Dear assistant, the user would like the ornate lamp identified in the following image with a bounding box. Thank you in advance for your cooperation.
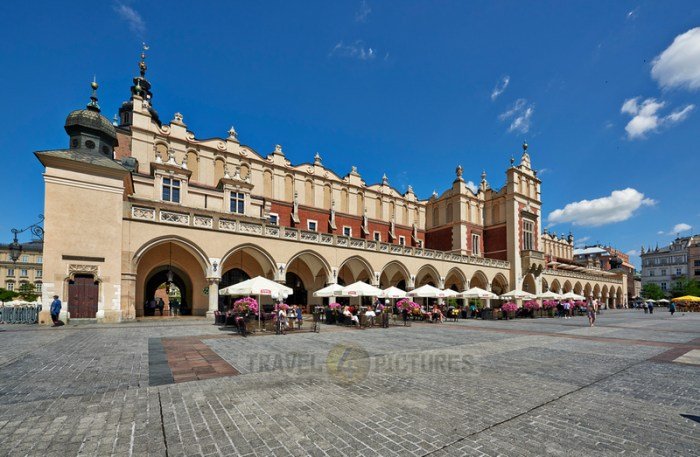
[8,231,22,263]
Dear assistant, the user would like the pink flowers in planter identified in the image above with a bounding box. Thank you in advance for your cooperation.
[542,300,558,310]
[275,303,290,311]
[574,300,587,307]
[523,300,541,310]
[329,302,341,310]
[234,297,259,314]
[501,302,518,313]
[397,298,420,312]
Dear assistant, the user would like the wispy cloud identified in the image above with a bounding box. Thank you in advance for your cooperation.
[114,1,146,37]
[330,41,377,60]
[548,188,656,227]
[499,98,534,134]
[626,7,639,20]
[490,76,510,101]
[537,168,550,175]
[465,181,478,194]
[620,97,694,139]
[355,0,371,23]
[658,222,693,236]
[574,236,591,247]
[651,27,700,91]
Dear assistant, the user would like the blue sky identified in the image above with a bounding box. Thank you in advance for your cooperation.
[1,1,699,268]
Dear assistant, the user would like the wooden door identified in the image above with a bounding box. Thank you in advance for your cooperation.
[68,275,99,318]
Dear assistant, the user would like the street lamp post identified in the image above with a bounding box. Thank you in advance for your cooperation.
[8,215,45,264]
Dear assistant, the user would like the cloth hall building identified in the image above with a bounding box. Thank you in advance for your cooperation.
[34,53,626,323]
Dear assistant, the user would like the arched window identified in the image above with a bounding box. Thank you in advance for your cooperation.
[357,193,365,216]
[305,180,315,206]
[433,207,439,226]
[155,143,168,163]
[285,175,294,201]
[402,204,408,225]
[214,158,225,185]
[263,170,273,198]
[375,197,383,219]
[323,185,332,209]
[186,151,199,182]
[446,203,453,223]
[240,164,250,180]
[340,188,349,213]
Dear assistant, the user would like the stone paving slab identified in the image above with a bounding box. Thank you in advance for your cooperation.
[0,311,697,456]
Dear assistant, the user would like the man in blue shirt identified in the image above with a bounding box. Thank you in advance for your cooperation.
[50,295,62,327]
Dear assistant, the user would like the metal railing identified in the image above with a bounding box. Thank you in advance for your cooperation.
[0,304,42,324]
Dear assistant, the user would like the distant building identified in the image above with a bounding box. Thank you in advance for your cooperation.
[0,240,44,294]
[640,235,699,295]
[573,245,636,302]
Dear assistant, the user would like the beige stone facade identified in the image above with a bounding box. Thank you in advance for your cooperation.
[34,57,626,323]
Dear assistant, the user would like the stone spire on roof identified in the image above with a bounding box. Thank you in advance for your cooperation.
[87,77,100,112]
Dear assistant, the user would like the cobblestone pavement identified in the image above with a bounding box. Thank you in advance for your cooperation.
[0,310,698,456]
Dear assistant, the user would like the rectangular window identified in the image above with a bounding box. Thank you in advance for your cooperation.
[472,234,480,255]
[661,269,666,276]
[399,236,406,246]
[307,220,318,232]
[373,231,381,242]
[695,269,700,276]
[162,178,181,203]
[35,283,42,293]
[343,226,352,237]
[229,192,245,214]
[695,260,700,267]
[676,268,682,276]
[661,282,667,291]
[649,270,655,277]
[6,282,13,291]
[7,269,14,277]
[21,255,28,263]
[37,256,43,263]
[268,213,279,225]
[36,269,42,278]
[20,269,28,277]
[523,220,534,251]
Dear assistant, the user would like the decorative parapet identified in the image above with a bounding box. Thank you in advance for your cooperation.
[543,268,622,284]
[127,204,511,270]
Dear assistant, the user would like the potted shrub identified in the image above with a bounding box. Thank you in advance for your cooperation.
[501,302,518,319]
[327,302,341,324]
[542,300,557,317]
[233,297,259,315]
[523,300,541,318]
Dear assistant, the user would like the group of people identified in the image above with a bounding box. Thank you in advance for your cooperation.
[276,304,304,330]
[144,297,181,316]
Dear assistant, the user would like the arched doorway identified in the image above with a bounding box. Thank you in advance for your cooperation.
[285,251,331,312]
[134,239,209,317]
[219,268,251,311]
[285,271,307,309]
[522,274,537,294]
[144,266,192,315]
[379,261,410,289]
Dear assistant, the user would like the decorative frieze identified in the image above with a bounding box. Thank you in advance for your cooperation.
[238,222,263,235]
[193,215,213,228]
[219,219,237,232]
[132,206,155,221]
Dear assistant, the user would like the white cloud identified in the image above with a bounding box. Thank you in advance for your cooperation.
[114,1,146,37]
[465,181,478,194]
[499,98,534,134]
[355,0,371,22]
[651,27,700,91]
[490,76,510,101]
[574,236,591,247]
[626,249,639,257]
[620,96,694,139]
[626,8,639,20]
[537,168,550,175]
[673,223,692,233]
[330,41,377,60]
[547,188,656,227]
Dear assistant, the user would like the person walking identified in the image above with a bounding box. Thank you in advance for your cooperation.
[587,300,597,327]
[50,295,63,327]
[669,301,676,316]
[648,301,654,314]
[157,298,165,316]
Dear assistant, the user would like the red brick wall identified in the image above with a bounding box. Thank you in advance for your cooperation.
[114,130,132,160]
[466,226,484,255]
[484,224,507,260]
[425,226,452,251]
[269,201,424,245]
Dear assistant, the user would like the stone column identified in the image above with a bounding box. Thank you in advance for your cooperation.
[206,278,219,320]
[485,282,492,309]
